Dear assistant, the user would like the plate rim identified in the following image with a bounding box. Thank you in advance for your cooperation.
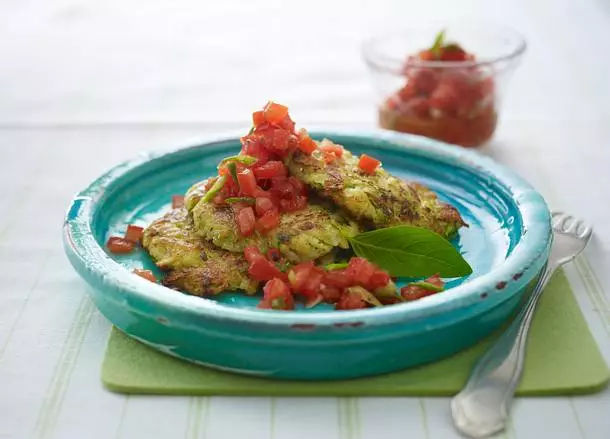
[63,129,552,327]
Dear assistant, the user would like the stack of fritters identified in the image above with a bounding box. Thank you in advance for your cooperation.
[142,140,467,296]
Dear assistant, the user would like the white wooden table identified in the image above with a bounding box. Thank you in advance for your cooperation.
[1,1,609,438]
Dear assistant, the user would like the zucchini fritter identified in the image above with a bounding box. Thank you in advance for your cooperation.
[186,179,360,262]
[284,141,466,238]
[141,208,258,296]
[190,200,360,262]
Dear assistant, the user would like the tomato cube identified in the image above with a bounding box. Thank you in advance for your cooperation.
[255,196,275,217]
[260,278,294,310]
[322,269,352,289]
[358,154,381,175]
[278,116,296,131]
[297,129,317,154]
[106,236,135,254]
[288,262,324,298]
[400,274,445,301]
[252,110,265,127]
[133,269,156,282]
[244,246,264,264]
[288,176,306,195]
[367,270,391,290]
[247,247,288,282]
[253,161,287,179]
[242,137,270,166]
[440,46,468,61]
[236,206,256,236]
[418,49,436,61]
[263,102,289,125]
[319,143,344,158]
[272,129,292,151]
[320,285,342,303]
[237,169,258,197]
[336,292,367,310]
[124,224,144,244]
[346,257,376,286]
[255,208,280,233]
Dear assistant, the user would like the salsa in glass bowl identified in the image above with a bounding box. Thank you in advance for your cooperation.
[363,24,526,147]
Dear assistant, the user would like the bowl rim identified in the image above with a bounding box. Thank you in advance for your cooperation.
[63,129,551,327]
[362,21,527,73]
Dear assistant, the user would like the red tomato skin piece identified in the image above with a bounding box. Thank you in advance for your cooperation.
[336,292,367,310]
[261,278,294,310]
[255,196,275,217]
[253,161,287,179]
[107,237,135,254]
[263,102,289,125]
[124,225,144,244]
[252,110,265,127]
[322,270,352,289]
[236,207,256,236]
[255,209,280,234]
[358,154,381,174]
[133,269,156,282]
[297,129,317,154]
[237,169,258,197]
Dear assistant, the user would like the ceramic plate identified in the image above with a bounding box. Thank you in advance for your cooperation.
[64,130,551,380]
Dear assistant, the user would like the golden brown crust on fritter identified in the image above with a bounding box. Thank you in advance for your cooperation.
[141,208,258,296]
[285,142,466,238]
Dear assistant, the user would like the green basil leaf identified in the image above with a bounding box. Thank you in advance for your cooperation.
[224,197,256,205]
[217,154,257,169]
[409,281,444,292]
[348,225,472,278]
[430,29,446,58]
[202,176,227,203]
[226,162,239,188]
[325,262,349,271]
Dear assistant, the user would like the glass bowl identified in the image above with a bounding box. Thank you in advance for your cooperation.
[362,23,526,147]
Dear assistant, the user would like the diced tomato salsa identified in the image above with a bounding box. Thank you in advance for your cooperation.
[379,31,497,147]
[244,248,403,311]
[203,102,323,237]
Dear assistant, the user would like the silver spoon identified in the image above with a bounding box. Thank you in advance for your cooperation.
[451,212,593,438]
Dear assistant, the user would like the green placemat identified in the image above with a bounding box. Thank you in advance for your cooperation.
[102,270,609,396]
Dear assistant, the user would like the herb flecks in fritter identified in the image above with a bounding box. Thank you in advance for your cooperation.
[284,141,466,238]
[189,192,360,263]
[141,208,258,296]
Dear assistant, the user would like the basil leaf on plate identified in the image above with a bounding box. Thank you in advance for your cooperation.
[348,225,472,278]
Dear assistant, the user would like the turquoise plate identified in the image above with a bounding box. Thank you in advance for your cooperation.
[64,130,551,380]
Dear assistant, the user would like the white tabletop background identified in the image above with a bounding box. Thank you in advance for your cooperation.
[1,0,609,438]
